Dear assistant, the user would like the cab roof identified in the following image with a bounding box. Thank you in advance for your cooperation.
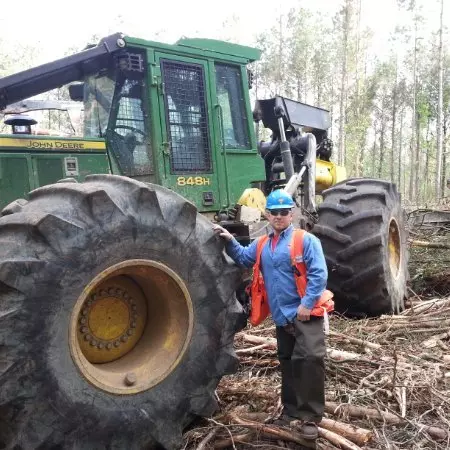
[124,35,261,64]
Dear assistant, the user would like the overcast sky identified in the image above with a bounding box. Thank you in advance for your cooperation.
[1,0,447,66]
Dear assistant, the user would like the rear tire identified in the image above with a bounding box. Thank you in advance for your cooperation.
[0,175,244,449]
[313,178,409,316]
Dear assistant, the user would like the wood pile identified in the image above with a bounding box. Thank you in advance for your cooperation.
[183,297,450,449]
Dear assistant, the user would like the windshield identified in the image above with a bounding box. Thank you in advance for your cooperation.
[83,74,115,138]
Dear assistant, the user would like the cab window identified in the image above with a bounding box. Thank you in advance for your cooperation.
[215,64,250,149]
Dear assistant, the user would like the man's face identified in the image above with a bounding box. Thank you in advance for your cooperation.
[266,208,293,233]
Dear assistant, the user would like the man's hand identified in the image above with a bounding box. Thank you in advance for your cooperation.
[212,224,234,242]
[297,304,311,321]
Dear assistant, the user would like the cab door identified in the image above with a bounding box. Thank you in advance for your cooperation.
[155,54,221,210]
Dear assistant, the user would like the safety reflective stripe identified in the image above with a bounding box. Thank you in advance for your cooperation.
[249,236,270,326]
[289,229,335,317]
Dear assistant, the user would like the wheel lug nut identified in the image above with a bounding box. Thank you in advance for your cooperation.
[124,372,137,386]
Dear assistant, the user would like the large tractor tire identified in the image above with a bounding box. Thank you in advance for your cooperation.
[313,178,409,316]
[0,175,244,449]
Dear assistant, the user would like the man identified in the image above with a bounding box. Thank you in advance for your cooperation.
[213,189,328,440]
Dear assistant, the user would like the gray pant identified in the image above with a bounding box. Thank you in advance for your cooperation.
[276,317,326,423]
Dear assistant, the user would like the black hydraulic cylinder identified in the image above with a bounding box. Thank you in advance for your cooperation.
[280,140,295,181]
[275,105,295,182]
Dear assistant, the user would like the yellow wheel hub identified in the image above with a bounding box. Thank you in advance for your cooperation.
[70,260,193,394]
[388,218,401,278]
[77,276,146,364]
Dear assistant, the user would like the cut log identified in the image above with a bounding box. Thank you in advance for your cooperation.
[325,402,448,441]
[319,417,373,446]
[237,411,372,446]
[328,331,381,350]
[240,333,277,348]
[422,332,450,349]
[402,298,450,315]
[408,239,450,249]
[326,402,402,424]
[228,413,316,448]
[213,431,254,449]
[318,427,363,450]
[327,348,361,361]
[235,343,274,354]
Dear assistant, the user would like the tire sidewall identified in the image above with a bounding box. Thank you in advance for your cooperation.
[22,210,230,432]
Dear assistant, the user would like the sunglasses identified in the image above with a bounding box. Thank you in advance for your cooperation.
[269,209,291,216]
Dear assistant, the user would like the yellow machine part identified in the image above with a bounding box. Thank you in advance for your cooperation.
[237,162,346,210]
[237,188,266,213]
[316,160,347,193]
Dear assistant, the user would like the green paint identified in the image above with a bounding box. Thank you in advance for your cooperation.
[0,34,265,212]
[0,151,110,209]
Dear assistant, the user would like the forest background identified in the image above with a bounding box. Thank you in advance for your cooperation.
[0,0,448,207]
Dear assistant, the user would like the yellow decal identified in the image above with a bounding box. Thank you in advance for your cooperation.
[177,176,211,186]
[0,137,106,150]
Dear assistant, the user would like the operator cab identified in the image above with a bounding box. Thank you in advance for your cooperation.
[0,33,264,212]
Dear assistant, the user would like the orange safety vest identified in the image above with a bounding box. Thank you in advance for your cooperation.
[248,229,334,327]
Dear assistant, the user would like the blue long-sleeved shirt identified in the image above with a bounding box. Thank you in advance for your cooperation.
[226,225,328,326]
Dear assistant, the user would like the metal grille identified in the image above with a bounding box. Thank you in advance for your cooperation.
[161,60,211,173]
[116,52,145,72]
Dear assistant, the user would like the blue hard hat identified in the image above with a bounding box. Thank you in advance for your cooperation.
[266,190,295,210]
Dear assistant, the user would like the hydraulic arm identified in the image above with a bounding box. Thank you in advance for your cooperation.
[0,33,125,110]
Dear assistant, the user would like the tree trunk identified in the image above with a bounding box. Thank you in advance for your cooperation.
[435,0,444,199]
[379,104,385,178]
[354,0,362,177]
[442,117,448,194]
[424,117,431,201]
[398,110,404,195]
[276,14,283,95]
[409,32,419,203]
[391,62,398,183]
[415,109,421,204]
[330,72,335,140]
[372,122,377,177]
[297,77,302,102]
[338,1,351,166]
